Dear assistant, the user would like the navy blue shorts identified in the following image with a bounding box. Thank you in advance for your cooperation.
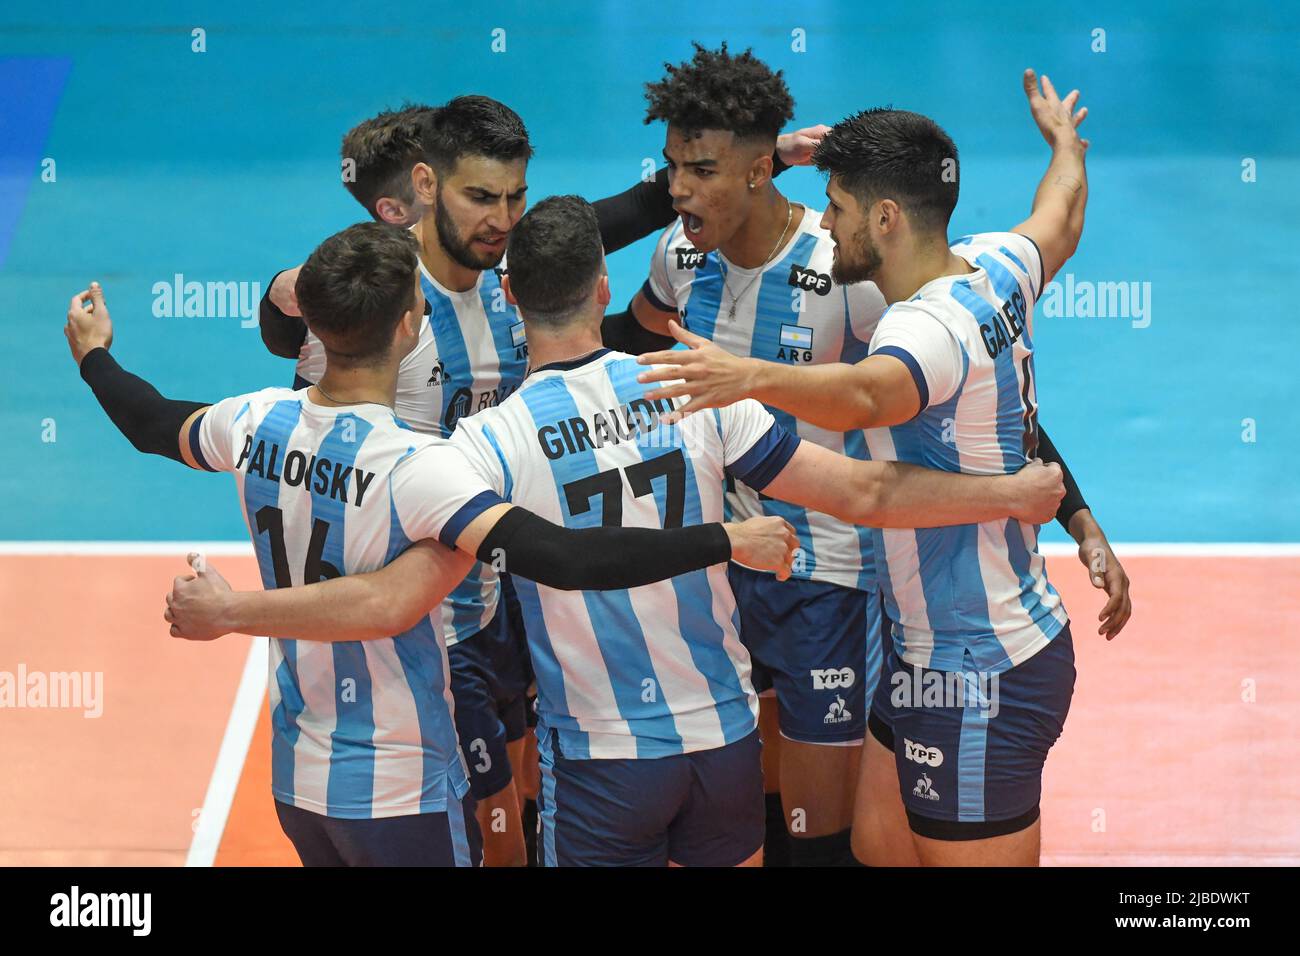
[536,729,765,867]
[728,564,882,745]
[274,796,481,867]
[869,624,1076,840]
[448,601,531,800]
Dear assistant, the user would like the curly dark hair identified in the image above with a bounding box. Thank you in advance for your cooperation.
[814,108,960,232]
[644,42,794,141]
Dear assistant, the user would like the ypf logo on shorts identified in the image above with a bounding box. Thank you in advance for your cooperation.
[904,738,944,767]
[811,667,855,690]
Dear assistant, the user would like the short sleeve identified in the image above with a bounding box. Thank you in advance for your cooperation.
[295,330,327,385]
[870,305,966,410]
[450,415,512,500]
[1005,232,1046,303]
[389,440,507,548]
[642,223,682,313]
[843,280,888,361]
[192,393,254,473]
[954,231,1045,305]
[719,399,801,492]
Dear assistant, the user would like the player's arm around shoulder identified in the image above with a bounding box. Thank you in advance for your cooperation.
[761,442,1066,530]
[166,541,473,642]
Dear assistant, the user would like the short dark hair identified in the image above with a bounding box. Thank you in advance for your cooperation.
[506,195,604,328]
[295,222,419,363]
[420,95,533,176]
[813,108,960,232]
[644,42,794,141]
[340,105,433,218]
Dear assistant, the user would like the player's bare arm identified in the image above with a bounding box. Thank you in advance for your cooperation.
[166,510,798,642]
[166,541,474,642]
[1013,69,1089,284]
[637,320,920,430]
[761,441,1066,529]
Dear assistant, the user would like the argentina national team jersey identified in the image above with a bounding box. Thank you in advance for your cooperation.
[293,257,528,647]
[451,349,802,759]
[191,387,506,818]
[865,232,1070,674]
[644,205,886,591]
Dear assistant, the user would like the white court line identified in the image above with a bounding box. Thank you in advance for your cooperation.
[2,541,1299,558]
[185,635,267,868]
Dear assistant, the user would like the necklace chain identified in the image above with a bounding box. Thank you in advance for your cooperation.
[314,381,391,408]
[723,199,794,319]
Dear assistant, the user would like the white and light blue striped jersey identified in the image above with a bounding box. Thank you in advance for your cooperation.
[451,349,802,759]
[192,387,505,818]
[294,257,528,647]
[864,232,1070,674]
[645,204,887,591]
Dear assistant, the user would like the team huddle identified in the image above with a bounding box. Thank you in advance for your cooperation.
[63,43,1131,867]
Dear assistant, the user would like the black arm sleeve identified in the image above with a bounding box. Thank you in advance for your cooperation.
[259,270,308,359]
[591,168,678,256]
[79,348,208,464]
[476,506,731,591]
[592,149,791,256]
[1037,425,1090,531]
[601,301,675,355]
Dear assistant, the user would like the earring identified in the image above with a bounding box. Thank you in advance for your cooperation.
[749,182,755,190]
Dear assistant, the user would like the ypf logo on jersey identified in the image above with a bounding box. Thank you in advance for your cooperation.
[778,324,815,363]
[811,667,855,690]
[904,738,944,767]
[675,247,707,270]
[788,263,832,296]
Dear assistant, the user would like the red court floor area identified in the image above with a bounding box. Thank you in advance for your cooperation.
[2,551,1297,866]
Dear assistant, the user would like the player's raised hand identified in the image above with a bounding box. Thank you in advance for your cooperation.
[1011,458,1066,524]
[269,265,303,316]
[636,320,758,421]
[1022,69,1089,151]
[725,516,800,582]
[64,282,113,365]
[165,553,236,641]
[777,124,832,167]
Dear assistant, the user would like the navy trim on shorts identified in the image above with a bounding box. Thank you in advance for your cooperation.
[907,803,1040,842]
[868,709,894,751]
